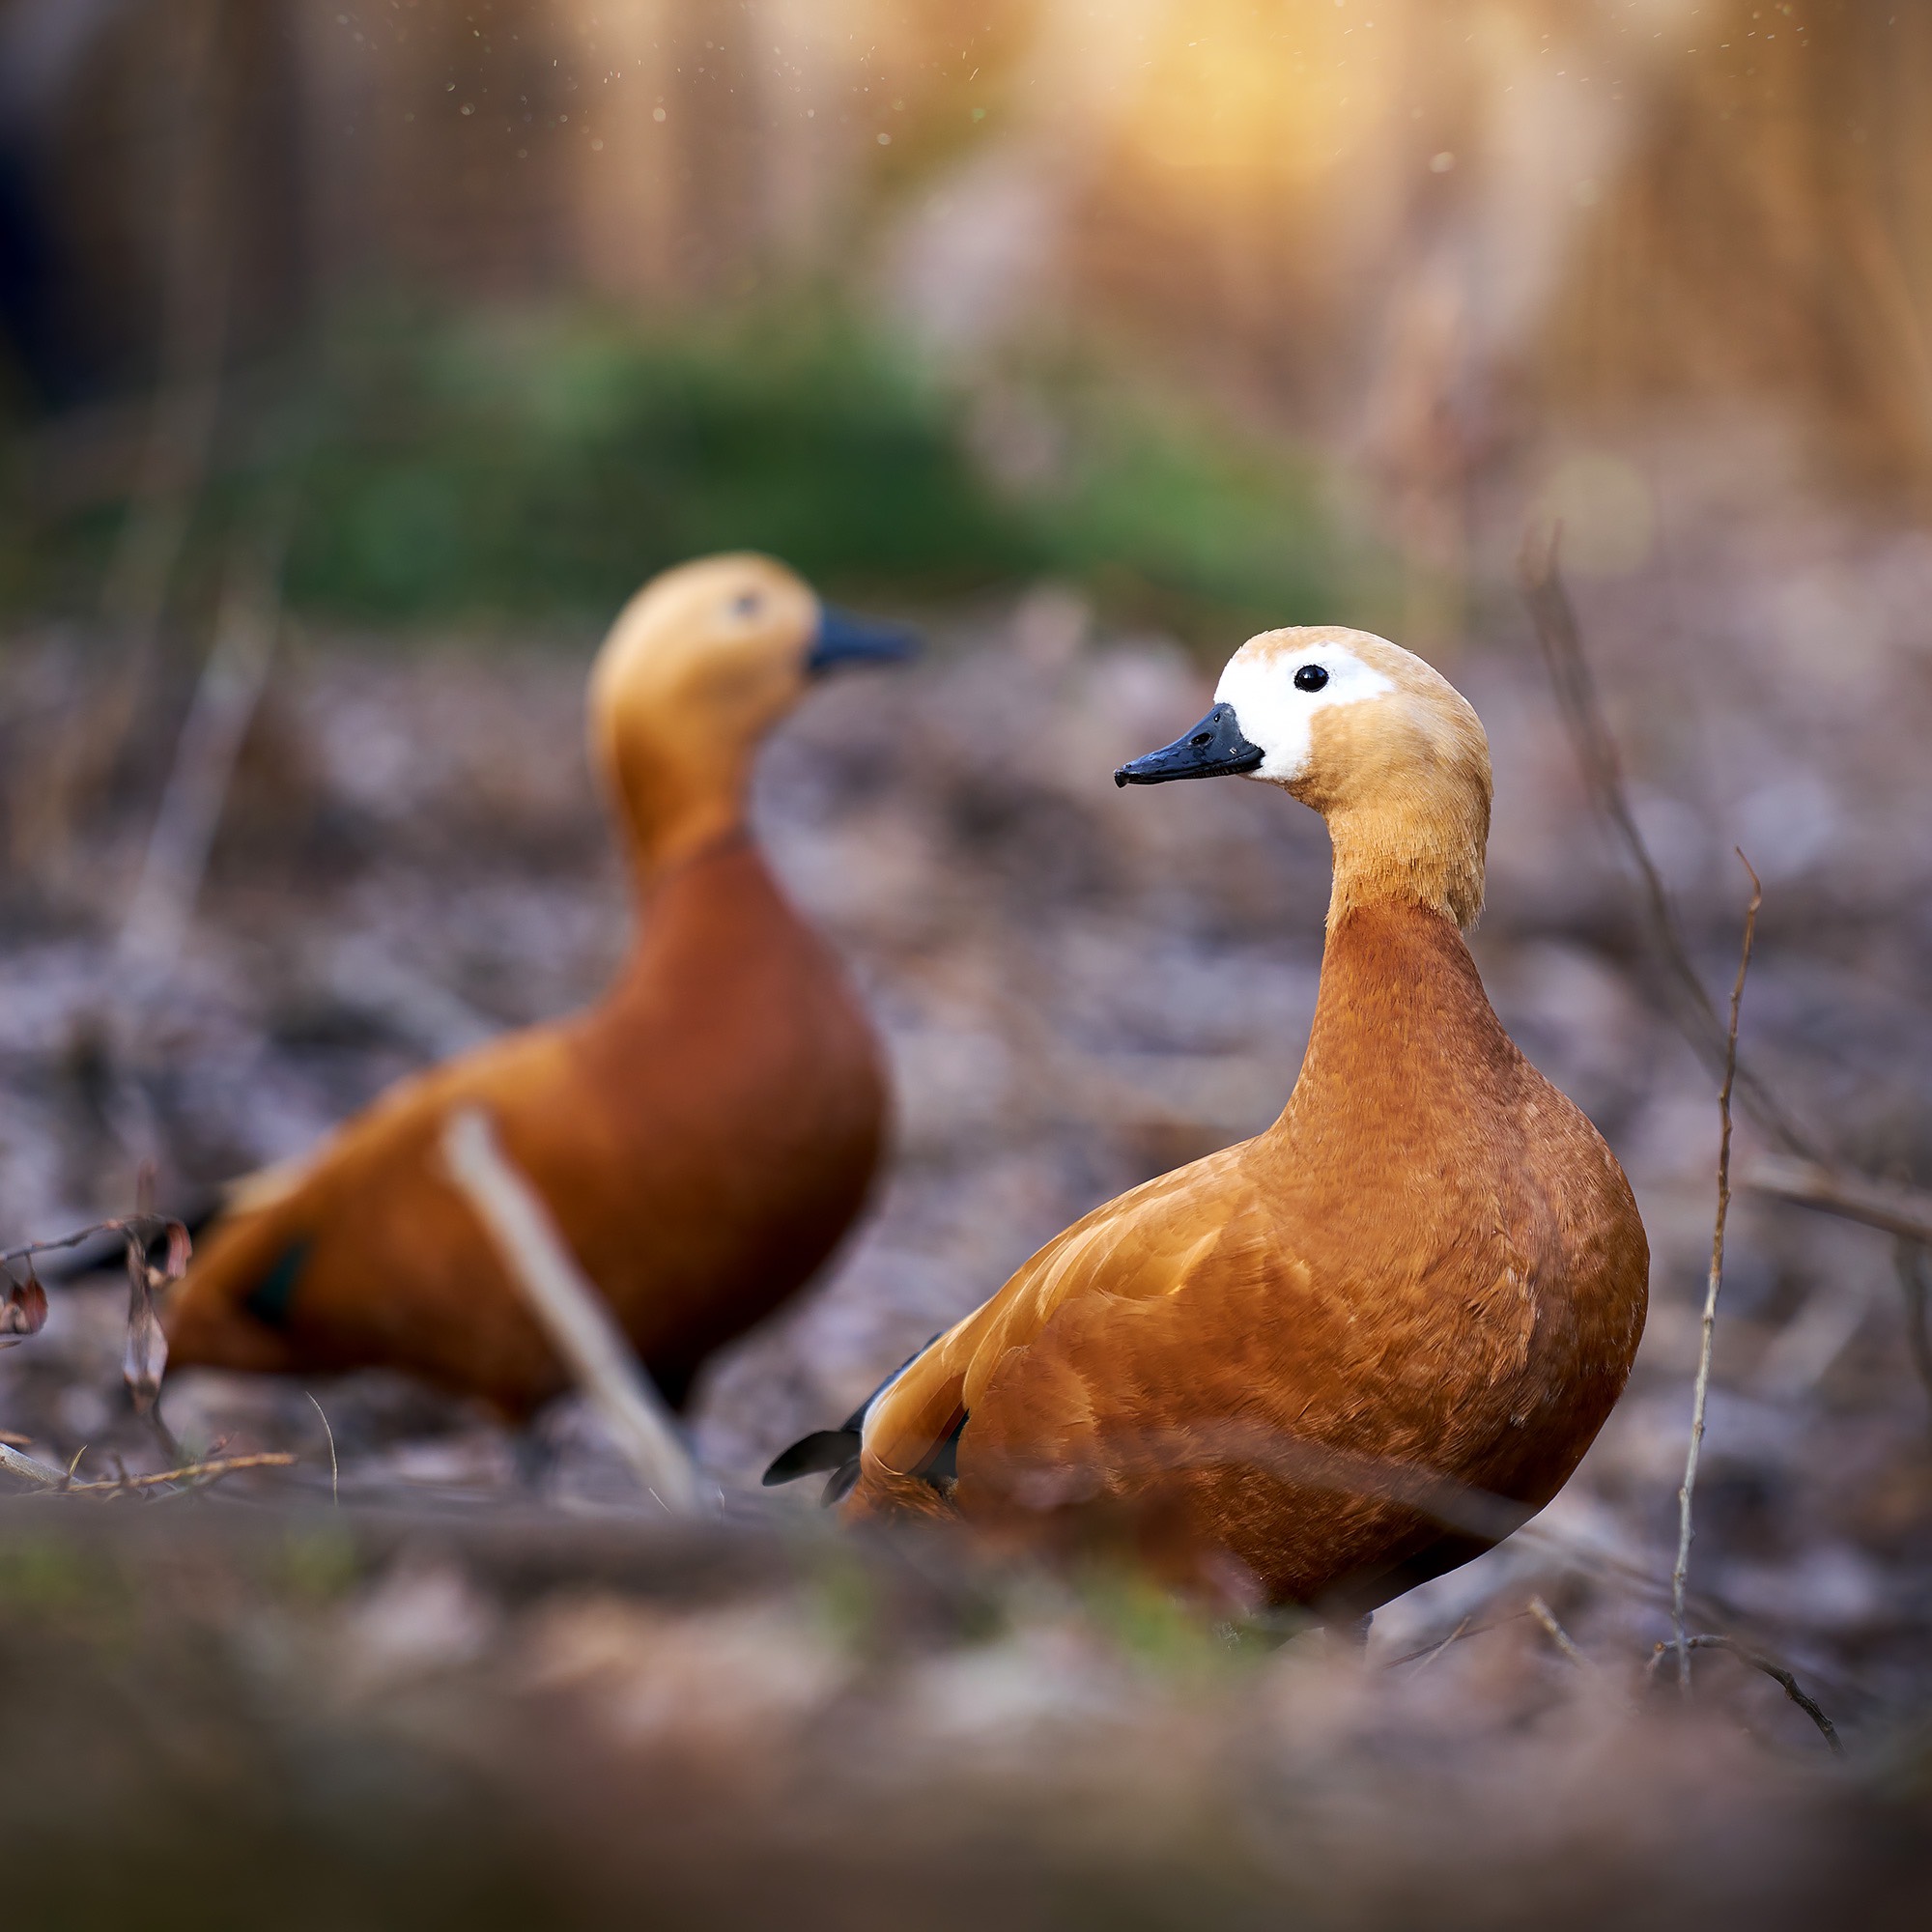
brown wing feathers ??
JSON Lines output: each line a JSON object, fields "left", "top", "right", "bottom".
{"left": 770, "top": 624, "right": 1646, "bottom": 1616}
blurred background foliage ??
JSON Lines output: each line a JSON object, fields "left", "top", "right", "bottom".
{"left": 5, "top": 0, "right": 1931, "bottom": 647}
{"left": 3, "top": 298, "right": 1362, "bottom": 636}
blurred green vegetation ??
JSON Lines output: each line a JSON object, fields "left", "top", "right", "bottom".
{"left": 4, "top": 302, "right": 1374, "bottom": 641}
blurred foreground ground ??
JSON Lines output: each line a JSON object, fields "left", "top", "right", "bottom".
{"left": 3, "top": 458, "right": 1932, "bottom": 1918}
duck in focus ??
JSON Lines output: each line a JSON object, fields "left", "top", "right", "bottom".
{"left": 166, "top": 554, "right": 913, "bottom": 1417}
{"left": 767, "top": 626, "right": 1647, "bottom": 1618}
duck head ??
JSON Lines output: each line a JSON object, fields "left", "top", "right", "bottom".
{"left": 1116, "top": 626, "right": 1492, "bottom": 929}
{"left": 590, "top": 553, "right": 917, "bottom": 876}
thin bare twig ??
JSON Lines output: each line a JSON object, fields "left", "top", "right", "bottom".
{"left": 69, "top": 1451, "right": 296, "bottom": 1495}
{"left": 1671, "top": 853, "right": 1761, "bottom": 1691}
{"left": 1656, "top": 1635, "right": 1845, "bottom": 1757}
{"left": 1, "top": 1210, "right": 188, "bottom": 1271}
{"left": 1744, "top": 1158, "right": 1932, "bottom": 1249}
{"left": 1393, "top": 1612, "right": 1480, "bottom": 1673}
{"left": 1526, "top": 1595, "right": 1589, "bottom": 1670}
{"left": 117, "top": 491, "right": 297, "bottom": 974}
{"left": 1894, "top": 1238, "right": 1932, "bottom": 1436}
{"left": 440, "top": 1107, "right": 708, "bottom": 1518}
{"left": 1519, "top": 529, "right": 1814, "bottom": 1160}
{"left": 2, "top": 1442, "right": 293, "bottom": 1499}
{"left": 308, "top": 1392, "right": 340, "bottom": 1506}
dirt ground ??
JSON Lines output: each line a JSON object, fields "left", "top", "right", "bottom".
{"left": 3, "top": 463, "right": 1931, "bottom": 1920}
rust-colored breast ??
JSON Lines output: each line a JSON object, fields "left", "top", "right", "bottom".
{"left": 166, "top": 837, "right": 887, "bottom": 1415}
{"left": 849, "top": 903, "right": 1647, "bottom": 1613}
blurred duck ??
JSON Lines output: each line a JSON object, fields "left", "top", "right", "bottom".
{"left": 769, "top": 627, "right": 1647, "bottom": 1618}
{"left": 167, "top": 554, "right": 913, "bottom": 1416}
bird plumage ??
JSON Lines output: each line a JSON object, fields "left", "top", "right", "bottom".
{"left": 770, "top": 625, "right": 1648, "bottom": 1616}
{"left": 166, "top": 554, "right": 904, "bottom": 1416}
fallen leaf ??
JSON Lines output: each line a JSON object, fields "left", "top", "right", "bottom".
{"left": 0, "top": 1265, "right": 48, "bottom": 1348}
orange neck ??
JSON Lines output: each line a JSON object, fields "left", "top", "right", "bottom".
{"left": 1319, "top": 795, "right": 1487, "bottom": 934}
{"left": 1281, "top": 900, "right": 1518, "bottom": 1145}
{"left": 605, "top": 730, "right": 754, "bottom": 891}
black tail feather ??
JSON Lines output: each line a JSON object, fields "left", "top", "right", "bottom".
{"left": 762, "top": 1331, "right": 950, "bottom": 1506}
{"left": 761, "top": 1428, "right": 861, "bottom": 1488}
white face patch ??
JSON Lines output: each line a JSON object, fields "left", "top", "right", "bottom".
{"left": 1215, "top": 642, "right": 1395, "bottom": 782}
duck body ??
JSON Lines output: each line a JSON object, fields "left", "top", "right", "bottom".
{"left": 773, "top": 625, "right": 1647, "bottom": 1615}
{"left": 168, "top": 834, "right": 884, "bottom": 1413}
{"left": 845, "top": 899, "right": 1643, "bottom": 1610}
{"left": 166, "top": 555, "right": 907, "bottom": 1416}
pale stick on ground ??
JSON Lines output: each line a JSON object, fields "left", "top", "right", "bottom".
{"left": 0, "top": 1439, "right": 66, "bottom": 1489}
{"left": 1670, "top": 852, "right": 1761, "bottom": 1691}
{"left": 440, "top": 1106, "right": 709, "bottom": 1518}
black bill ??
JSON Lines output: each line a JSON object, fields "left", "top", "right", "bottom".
{"left": 808, "top": 605, "right": 922, "bottom": 674}
{"left": 1114, "top": 700, "right": 1264, "bottom": 786}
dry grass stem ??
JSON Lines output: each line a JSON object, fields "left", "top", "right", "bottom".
{"left": 4, "top": 1444, "right": 294, "bottom": 1499}
{"left": 1391, "top": 1612, "right": 1480, "bottom": 1672}
{"left": 307, "top": 1392, "right": 340, "bottom": 1505}
{"left": 116, "top": 493, "right": 295, "bottom": 973}
{"left": 66, "top": 1451, "right": 297, "bottom": 1495}
{"left": 1670, "top": 852, "right": 1762, "bottom": 1690}
{"left": 1526, "top": 1596, "right": 1590, "bottom": 1669}
{"left": 440, "top": 1106, "right": 708, "bottom": 1517}
{"left": 1519, "top": 529, "right": 1813, "bottom": 1160}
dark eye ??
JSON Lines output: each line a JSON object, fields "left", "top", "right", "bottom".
{"left": 1293, "top": 664, "right": 1329, "bottom": 693}
{"left": 732, "top": 592, "right": 763, "bottom": 618}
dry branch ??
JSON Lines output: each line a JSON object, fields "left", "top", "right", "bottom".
{"left": 1663, "top": 1634, "right": 1845, "bottom": 1757}
{"left": 440, "top": 1107, "right": 708, "bottom": 1518}
{"left": 1744, "top": 1157, "right": 1932, "bottom": 1247}
{"left": 1670, "top": 854, "right": 1760, "bottom": 1690}
{"left": 1518, "top": 529, "right": 1815, "bottom": 1160}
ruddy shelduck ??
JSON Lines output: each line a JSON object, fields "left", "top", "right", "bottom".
{"left": 768, "top": 626, "right": 1648, "bottom": 1617}
{"left": 167, "top": 554, "right": 913, "bottom": 1416}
